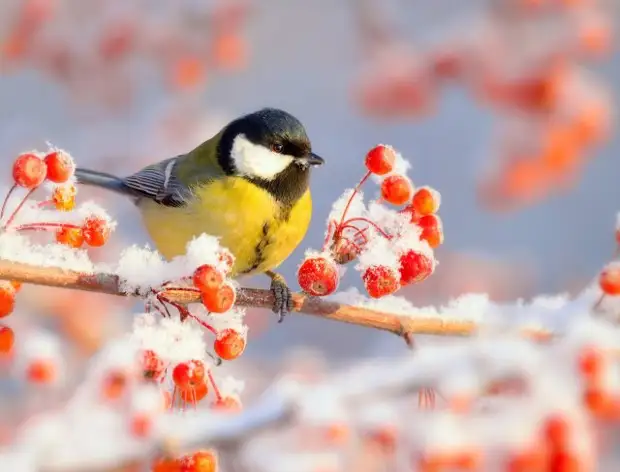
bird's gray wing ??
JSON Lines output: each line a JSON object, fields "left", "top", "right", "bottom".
{"left": 122, "top": 156, "right": 191, "bottom": 208}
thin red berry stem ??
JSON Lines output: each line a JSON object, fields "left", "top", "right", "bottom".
{"left": 3, "top": 187, "right": 36, "bottom": 229}
{"left": 207, "top": 370, "right": 222, "bottom": 401}
{"left": 321, "top": 220, "right": 337, "bottom": 251}
{"left": 37, "top": 200, "right": 53, "bottom": 208}
{"left": 342, "top": 217, "right": 392, "bottom": 239}
{"left": 337, "top": 170, "right": 372, "bottom": 230}
{"left": 185, "top": 312, "right": 218, "bottom": 335}
{"left": 0, "top": 184, "right": 17, "bottom": 221}
{"left": 339, "top": 224, "right": 369, "bottom": 244}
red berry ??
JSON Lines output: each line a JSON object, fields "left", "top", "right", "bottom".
{"left": 365, "top": 144, "right": 396, "bottom": 175}
{"left": 52, "top": 184, "right": 76, "bottom": 211}
{"left": 129, "top": 413, "right": 152, "bottom": 438}
{"left": 180, "top": 450, "right": 217, "bottom": 472}
{"left": 399, "top": 250, "right": 434, "bottom": 285}
{"left": 141, "top": 349, "right": 165, "bottom": 380}
{"left": 179, "top": 380, "right": 209, "bottom": 404}
{"left": 0, "top": 282, "right": 16, "bottom": 318}
{"left": 297, "top": 256, "right": 339, "bottom": 296}
{"left": 217, "top": 249, "right": 234, "bottom": 274}
{"left": 599, "top": 265, "right": 620, "bottom": 295}
{"left": 412, "top": 186, "right": 441, "bottom": 216}
{"left": 55, "top": 227, "right": 84, "bottom": 248}
{"left": 12, "top": 153, "right": 47, "bottom": 188}
{"left": 101, "top": 370, "right": 128, "bottom": 401}
{"left": 193, "top": 264, "right": 223, "bottom": 293}
{"left": 380, "top": 175, "right": 413, "bottom": 206}
{"left": 362, "top": 265, "right": 401, "bottom": 298}
{"left": 43, "top": 150, "right": 75, "bottom": 183}
{"left": 172, "top": 360, "right": 205, "bottom": 388}
{"left": 201, "top": 282, "right": 236, "bottom": 313}
{"left": 82, "top": 216, "right": 110, "bottom": 247}
{"left": 400, "top": 205, "right": 421, "bottom": 224}
{"left": 0, "top": 325, "right": 14, "bottom": 355}
{"left": 26, "top": 358, "right": 56, "bottom": 384}
{"left": 212, "top": 396, "right": 242, "bottom": 412}
{"left": 214, "top": 329, "right": 245, "bottom": 361}
{"left": 418, "top": 214, "right": 444, "bottom": 248}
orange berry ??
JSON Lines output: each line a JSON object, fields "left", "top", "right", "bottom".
{"left": 365, "top": 144, "right": 396, "bottom": 175}
{"left": 130, "top": 413, "right": 152, "bottom": 438}
{"left": 141, "top": 349, "right": 165, "bottom": 381}
{"left": 0, "top": 282, "right": 16, "bottom": 318}
{"left": 26, "top": 358, "right": 56, "bottom": 384}
{"left": 44, "top": 150, "right": 74, "bottom": 183}
{"left": 0, "top": 326, "right": 15, "bottom": 355}
{"left": 82, "top": 216, "right": 111, "bottom": 247}
{"left": 180, "top": 450, "right": 217, "bottom": 472}
{"left": 577, "top": 345, "right": 605, "bottom": 382}
{"left": 217, "top": 249, "right": 234, "bottom": 274}
{"left": 10, "top": 281, "right": 21, "bottom": 291}
{"left": 214, "top": 329, "right": 245, "bottom": 361}
{"left": 193, "top": 265, "right": 223, "bottom": 293}
{"left": 418, "top": 214, "right": 444, "bottom": 248}
{"left": 212, "top": 396, "right": 242, "bottom": 412}
{"left": 599, "top": 265, "right": 620, "bottom": 295}
{"left": 412, "top": 186, "right": 441, "bottom": 216}
{"left": 172, "top": 360, "right": 205, "bottom": 389}
{"left": 13, "top": 153, "right": 47, "bottom": 188}
{"left": 101, "top": 370, "right": 128, "bottom": 401}
{"left": 211, "top": 33, "right": 246, "bottom": 71}
{"left": 179, "top": 380, "right": 209, "bottom": 404}
{"left": 542, "top": 414, "right": 570, "bottom": 451}
{"left": 362, "top": 265, "right": 400, "bottom": 298}
{"left": 297, "top": 256, "right": 339, "bottom": 296}
{"left": 380, "top": 175, "right": 413, "bottom": 206}
{"left": 399, "top": 249, "right": 434, "bottom": 285}
{"left": 201, "top": 283, "right": 236, "bottom": 314}
{"left": 55, "top": 227, "right": 84, "bottom": 248}
{"left": 152, "top": 457, "right": 182, "bottom": 472}
{"left": 52, "top": 184, "right": 76, "bottom": 211}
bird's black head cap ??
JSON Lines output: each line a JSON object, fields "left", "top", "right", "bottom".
{"left": 217, "top": 108, "right": 324, "bottom": 208}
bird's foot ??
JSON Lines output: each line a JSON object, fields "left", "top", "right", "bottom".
{"left": 267, "top": 271, "right": 293, "bottom": 323}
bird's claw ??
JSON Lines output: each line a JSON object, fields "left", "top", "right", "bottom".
{"left": 270, "top": 276, "right": 293, "bottom": 323}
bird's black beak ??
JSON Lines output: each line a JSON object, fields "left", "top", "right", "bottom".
{"left": 304, "top": 152, "right": 325, "bottom": 167}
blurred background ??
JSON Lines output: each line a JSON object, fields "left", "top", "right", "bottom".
{"left": 0, "top": 0, "right": 619, "bottom": 410}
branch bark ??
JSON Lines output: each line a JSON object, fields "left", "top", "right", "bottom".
{"left": 0, "top": 259, "right": 552, "bottom": 342}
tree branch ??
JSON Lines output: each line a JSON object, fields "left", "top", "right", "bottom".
{"left": 0, "top": 259, "right": 552, "bottom": 341}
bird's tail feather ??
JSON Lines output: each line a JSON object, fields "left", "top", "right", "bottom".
{"left": 74, "top": 168, "right": 135, "bottom": 197}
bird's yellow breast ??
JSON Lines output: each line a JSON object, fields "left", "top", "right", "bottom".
{"left": 137, "top": 177, "right": 312, "bottom": 276}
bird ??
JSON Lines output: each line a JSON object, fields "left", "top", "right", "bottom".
{"left": 74, "top": 108, "right": 324, "bottom": 321}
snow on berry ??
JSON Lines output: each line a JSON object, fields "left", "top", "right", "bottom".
{"left": 297, "top": 252, "right": 340, "bottom": 296}
{"left": 131, "top": 313, "right": 209, "bottom": 367}
{"left": 43, "top": 149, "right": 75, "bottom": 184}
{"left": 12, "top": 152, "right": 47, "bottom": 189}
{"left": 380, "top": 174, "right": 414, "bottom": 206}
{"left": 365, "top": 144, "right": 397, "bottom": 175}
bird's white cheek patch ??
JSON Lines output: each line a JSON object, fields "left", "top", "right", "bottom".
{"left": 231, "top": 134, "right": 294, "bottom": 180}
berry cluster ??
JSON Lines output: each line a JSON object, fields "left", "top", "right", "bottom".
{"left": 144, "top": 256, "right": 246, "bottom": 366}
{"left": 0, "top": 149, "right": 115, "bottom": 354}
{"left": 297, "top": 144, "right": 443, "bottom": 299}
{"left": 152, "top": 450, "right": 217, "bottom": 472}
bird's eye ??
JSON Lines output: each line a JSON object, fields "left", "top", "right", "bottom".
{"left": 271, "top": 143, "right": 283, "bottom": 153}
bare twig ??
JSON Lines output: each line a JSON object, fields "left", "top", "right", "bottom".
{"left": 0, "top": 259, "right": 554, "bottom": 341}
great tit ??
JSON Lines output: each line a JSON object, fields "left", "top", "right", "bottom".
{"left": 74, "top": 108, "right": 324, "bottom": 321}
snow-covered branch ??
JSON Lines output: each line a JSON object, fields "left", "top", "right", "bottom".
{"left": 0, "top": 259, "right": 553, "bottom": 342}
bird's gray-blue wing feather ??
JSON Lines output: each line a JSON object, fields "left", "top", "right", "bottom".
{"left": 123, "top": 156, "right": 190, "bottom": 208}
